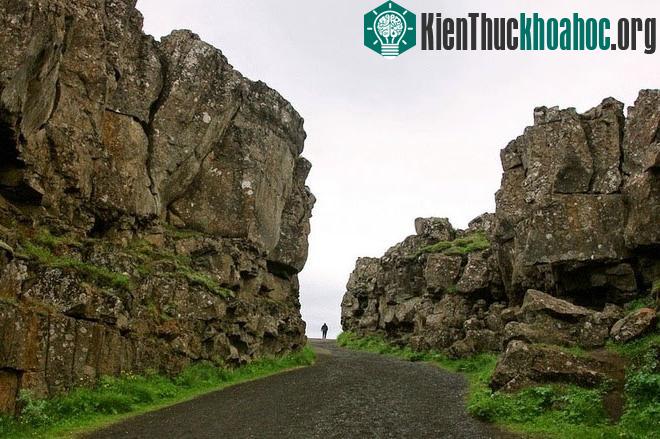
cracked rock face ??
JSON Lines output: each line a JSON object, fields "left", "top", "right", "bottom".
{"left": 0, "top": 1, "right": 313, "bottom": 258}
{"left": 0, "top": 0, "right": 313, "bottom": 414}
{"left": 495, "top": 92, "right": 659, "bottom": 304}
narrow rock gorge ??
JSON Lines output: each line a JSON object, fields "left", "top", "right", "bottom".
{"left": 342, "top": 91, "right": 659, "bottom": 390}
{"left": 0, "top": 0, "right": 314, "bottom": 414}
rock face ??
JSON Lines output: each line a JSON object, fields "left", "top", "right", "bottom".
{"left": 494, "top": 93, "right": 659, "bottom": 304}
{"left": 0, "top": 0, "right": 313, "bottom": 414}
{"left": 341, "top": 91, "right": 659, "bottom": 389}
{"left": 341, "top": 215, "right": 506, "bottom": 356}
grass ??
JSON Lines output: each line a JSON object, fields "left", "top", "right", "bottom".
{"left": 126, "top": 239, "right": 233, "bottom": 298}
{"left": 17, "top": 227, "right": 233, "bottom": 298}
{"left": 417, "top": 231, "right": 490, "bottom": 257}
{"left": 21, "top": 242, "right": 130, "bottom": 291}
{"left": 33, "top": 229, "right": 81, "bottom": 250}
{"left": 338, "top": 331, "right": 660, "bottom": 439}
{"left": 164, "top": 225, "right": 203, "bottom": 240}
{"left": 0, "top": 347, "right": 315, "bottom": 439}
{"left": 625, "top": 294, "right": 657, "bottom": 312}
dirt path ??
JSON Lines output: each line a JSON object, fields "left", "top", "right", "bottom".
{"left": 85, "top": 340, "right": 515, "bottom": 439}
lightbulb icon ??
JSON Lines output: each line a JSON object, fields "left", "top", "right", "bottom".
{"left": 374, "top": 11, "right": 407, "bottom": 57}
{"left": 364, "top": 2, "right": 416, "bottom": 58}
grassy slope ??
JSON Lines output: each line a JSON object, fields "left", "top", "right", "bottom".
{"left": 0, "top": 347, "right": 315, "bottom": 439}
{"left": 337, "top": 331, "right": 660, "bottom": 439}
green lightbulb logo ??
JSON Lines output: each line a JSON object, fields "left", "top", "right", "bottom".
{"left": 364, "top": 2, "right": 416, "bottom": 58}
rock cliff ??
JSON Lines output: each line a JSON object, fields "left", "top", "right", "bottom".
{"left": 0, "top": 0, "right": 314, "bottom": 414}
{"left": 341, "top": 91, "right": 659, "bottom": 387}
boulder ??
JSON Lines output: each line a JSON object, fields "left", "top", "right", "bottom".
{"left": 414, "top": 217, "right": 455, "bottom": 241}
{"left": 456, "top": 251, "right": 492, "bottom": 295}
{"left": 448, "top": 329, "right": 500, "bottom": 358}
{"left": 520, "top": 289, "right": 592, "bottom": 318}
{"left": 467, "top": 213, "right": 496, "bottom": 235}
{"left": 511, "top": 290, "right": 619, "bottom": 348}
{"left": 423, "top": 254, "right": 462, "bottom": 292}
{"left": 491, "top": 341, "right": 609, "bottom": 391}
{"left": 610, "top": 308, "right": 658, "bottom": 343}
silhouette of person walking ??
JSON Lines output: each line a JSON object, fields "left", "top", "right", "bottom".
{"left": 321, "top": 323, "right": 328, "bottom": 340}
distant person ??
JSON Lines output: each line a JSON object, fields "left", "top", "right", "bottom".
{"left": 321, "top": 323, "right": 328, "bottom": 339}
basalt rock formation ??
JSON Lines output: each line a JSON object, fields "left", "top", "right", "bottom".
{"left": 341, "top": 90, "right": 659, "bottom": 389}
{"left": 0, "top": 0, "right": 314, "bottom": 414}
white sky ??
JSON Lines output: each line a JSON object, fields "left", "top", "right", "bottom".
{"left": 136, "top": 0, "right": 659, "bottom": 338}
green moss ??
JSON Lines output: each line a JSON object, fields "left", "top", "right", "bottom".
{"left": 33, "top": 229, "right": 81, "bottom": 250}
{"left": 22, "top": 242, "right": 130, "bottom": 290}
{"left": 417, "top": 232, "right": 490, "bottom": 257}
{"left": 339, "top": 331, "right": 660, "bottom": 439}
{"left": 607, "top": 332, "right": 660, "bottom": 360}
{"left": 538, "top": 343, "right": 588, "bottom": 358}
{"left": 0, "top": 347, "right": 315, "bottom": 439}
{"left": 180, "top": 269, "right": 233, "bottom": 298}
{"left": 127, "top": 239, "right": 233, "bottom": 298}
{"left": 164, "top": 225, "right": 203, "bottom": 240}
{"left": 625, "top": 295, "right": 657, "bottom": 312}
{"left": 0, "top": 296, "right": 18, "bottom": 305}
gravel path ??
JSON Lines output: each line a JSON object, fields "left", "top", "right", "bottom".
{"left": 86, "top": 340, "right": 515, "bottom": 439}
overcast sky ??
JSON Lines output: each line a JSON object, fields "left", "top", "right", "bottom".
{"left": 136, "top": 0, "right": 658, "bottom": 338}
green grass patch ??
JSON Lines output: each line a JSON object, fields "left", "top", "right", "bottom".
{"left": 18, "top": 228, "right": 232, "bottom": 298}
{"left": 127, "top": 239, "right": 232, "bottom": 298}
{"left": 607, "top": 332, "right": 660, "bottom": 359}
{"left": 417, "top": 231, "right": 490, "bottom": 257}
{"left": 33, "top": 229, "right": 81, "bottom": 250}
{"left": 21, "top": 242, "right": 130, "bottom": 291}
{"left": 180, "top": 269, "right": 234, "bottom": 298}
{"left": 338, "top": 331, "right": 660, "bottom": 439}
{"left": 625, "top": 295, "right": 657, "bottom": 312}
{"left": 0, "top": 347, "right": 315, "bottom": 439}
{"left": 164, "top": 225, "right": 203, "bottom": 240}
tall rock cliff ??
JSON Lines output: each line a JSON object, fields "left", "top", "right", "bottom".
{"left": 342, "top": 91, "right": 659, "bottom": 371}
{"left": 0, "top": 0, "right": 314, "bottom": 414}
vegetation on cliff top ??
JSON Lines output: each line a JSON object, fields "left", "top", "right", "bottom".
{"left": 338, "top": 331, "right": 660, "bottom": 439}
{"left": 417, "top": 231, "right": 490, "bottom": 257}
{"left": 0, "top": 347, "right": 315, "bottom": 439}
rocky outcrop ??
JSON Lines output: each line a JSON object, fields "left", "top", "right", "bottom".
{"left": 341, "top": 215, "right": 506, "bottom": 356}
{"left": 489, "top": 341, "right": 610, "bottom": 392}
{"left": 495, "top": 93, "right": 659, "bottom": 304}
{"left": 0, "top": 0, "right": 313, "bottom": 415}
{"left": 610, "top": 308, "right": 658, "bottom": 343}
{"left": 341, "top": 91, "right": 659, "bottom": 391}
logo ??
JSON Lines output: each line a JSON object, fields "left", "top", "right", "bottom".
{"left": 364, "top": 2, "right": 416, "bottom": 57}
